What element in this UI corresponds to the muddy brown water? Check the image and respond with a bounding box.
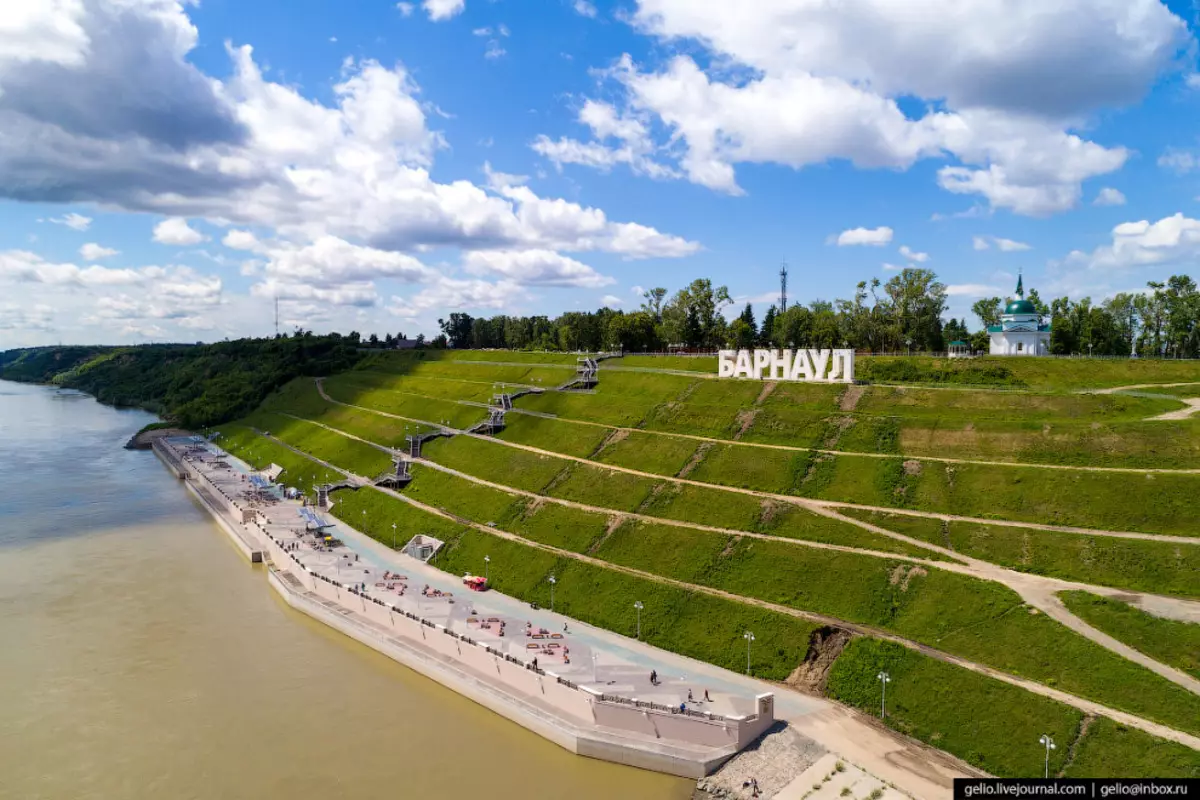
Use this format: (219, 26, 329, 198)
(0, 380, 689, 800)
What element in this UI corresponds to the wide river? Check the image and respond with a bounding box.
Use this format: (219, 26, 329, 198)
(0, 380, 690, 800)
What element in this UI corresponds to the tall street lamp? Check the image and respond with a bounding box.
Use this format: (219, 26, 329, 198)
(391, 522, 397, 550)
(1039, 735, 1056, 779)
(743, 631, 755, 675)
(548, 575, 556, 613)
(634, 601, 644, 640)
(484, 555, 490, 583)
(877, 671, 891, 718)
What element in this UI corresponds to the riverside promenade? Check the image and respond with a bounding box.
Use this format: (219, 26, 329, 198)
(153, 436, 777, 779)
(153, 435, 981, 798)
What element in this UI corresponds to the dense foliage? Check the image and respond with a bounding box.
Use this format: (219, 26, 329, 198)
(0, 332, 364, 429)
(433, 270, 1200, 357)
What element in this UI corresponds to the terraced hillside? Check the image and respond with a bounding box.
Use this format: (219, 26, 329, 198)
(222, 350, 1200, 779)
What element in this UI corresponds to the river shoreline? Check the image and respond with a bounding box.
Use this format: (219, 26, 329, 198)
(151, 435, 777, 781)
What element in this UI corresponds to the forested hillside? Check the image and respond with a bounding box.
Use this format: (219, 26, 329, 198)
(0, 333, 364, 429)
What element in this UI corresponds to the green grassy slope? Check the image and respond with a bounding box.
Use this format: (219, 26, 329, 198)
(217, 350, 1200, 777)
(1059, 593, 1200, 680)
(840, 509, 1200, 598)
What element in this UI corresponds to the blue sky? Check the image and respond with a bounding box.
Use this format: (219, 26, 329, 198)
(1, 0, 1199, 345)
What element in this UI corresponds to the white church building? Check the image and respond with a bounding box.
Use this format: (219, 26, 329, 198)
(988, 275, 1050, 356)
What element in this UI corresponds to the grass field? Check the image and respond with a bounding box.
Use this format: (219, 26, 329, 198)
(1059, 592, 1200, 680)
(685, 443, 1200, 536)
(497, 413, 610, 458)
(595, 431, 703, 475)
(421, 435, 566, 493)
(223, 348, 1200, 776)
(322, 374, 484, 428)
(827, 637, 1082, 777)
(328, 485, 467, 548)
(1062, 717, 1200, 778)
(244, 410, 393, 478)
(839, 509, 1200, 597)
(213, 424, 343, 488)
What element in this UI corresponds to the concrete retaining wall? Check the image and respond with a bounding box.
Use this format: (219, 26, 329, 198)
(176, 451, 760, 779)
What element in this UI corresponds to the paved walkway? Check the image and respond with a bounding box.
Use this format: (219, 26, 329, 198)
(252, 429, 1200, 756)
(296, 396, 1200, 697)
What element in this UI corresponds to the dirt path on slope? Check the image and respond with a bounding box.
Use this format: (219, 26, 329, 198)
(314, 380, 1200, 626)
(1147, 398, 1200, 421)
(289, 399, 1200, 692)
(251, 427, 1200, 751)
(324, 379, 1200, 476)
(1091, 382, 1200, 395)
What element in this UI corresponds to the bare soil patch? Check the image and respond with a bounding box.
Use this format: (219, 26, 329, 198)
(678, 441, 713, 478)
(589, 427, 629, 458)
(823, 415, 856, 448)
(839, 385, 866, 411)
(733, 409, 759, 441)
(788, 626, 853, 694)
(755, 381, 778, 406)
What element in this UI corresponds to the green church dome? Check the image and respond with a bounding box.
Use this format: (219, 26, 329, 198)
(1005, 298, 1036, 315)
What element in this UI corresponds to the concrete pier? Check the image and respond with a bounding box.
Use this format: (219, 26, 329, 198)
(153, 436, 775, 779)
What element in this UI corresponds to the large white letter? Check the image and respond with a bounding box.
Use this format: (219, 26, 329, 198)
(718, 350, 736, 378)
(752, 349, 772, 380)
(829, 349, 855, 383)
(809, 349, 830, 381)
(734, 350, 753, 378)
(790, 349, 814, 381)
(770, 349, 792, 380)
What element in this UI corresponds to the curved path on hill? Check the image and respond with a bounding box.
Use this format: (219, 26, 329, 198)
(283, 411, 1200, 695)
(339, 376, 1200, 475)
(251, 428, 1200, 752)
(316, 380, 1200, 545)
(1148, 398, 1200, 421)
(1090, 382, 1200, 395)
(304, 386, 1200, 689)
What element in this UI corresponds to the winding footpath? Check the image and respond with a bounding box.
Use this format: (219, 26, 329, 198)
(279, 405, 1200, 699)
(336, 368, 1200, 474)
(252, 426, 1200, 754)
(314, 380, 1200, 613)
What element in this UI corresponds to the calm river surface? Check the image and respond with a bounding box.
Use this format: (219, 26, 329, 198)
(0, 380, 690, 800)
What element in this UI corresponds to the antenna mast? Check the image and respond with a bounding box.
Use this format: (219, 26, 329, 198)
(779, 261, 789, 313)
(274, 295, 279, 337)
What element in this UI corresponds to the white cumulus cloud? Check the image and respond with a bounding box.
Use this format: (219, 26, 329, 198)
(1094, 187, 1127, 206)
(972, 235, 1030, 252)
(899, 245, 929, 262)
(423, 0, 464, 21)
(531, 0, 1185, 214)
(463, 249, 614, 288)
(47, 212, 92, 231)
(79, 243, 118, 260)
(1066, 213, 1200, 272)
(153, 218, 207, 246)
(836, 226, 893, 247)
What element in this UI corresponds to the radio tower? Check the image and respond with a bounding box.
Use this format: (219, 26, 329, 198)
(274, 295, 279, 337)
(779, 262, 789, 313)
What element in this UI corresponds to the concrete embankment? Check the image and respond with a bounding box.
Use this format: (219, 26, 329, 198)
(152, 437, 770, 780)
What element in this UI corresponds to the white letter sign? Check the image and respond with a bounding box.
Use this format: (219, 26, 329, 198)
(717, 348, 854, 383)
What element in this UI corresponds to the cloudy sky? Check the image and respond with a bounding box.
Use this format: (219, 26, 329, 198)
(2, 0, 1199, 345)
